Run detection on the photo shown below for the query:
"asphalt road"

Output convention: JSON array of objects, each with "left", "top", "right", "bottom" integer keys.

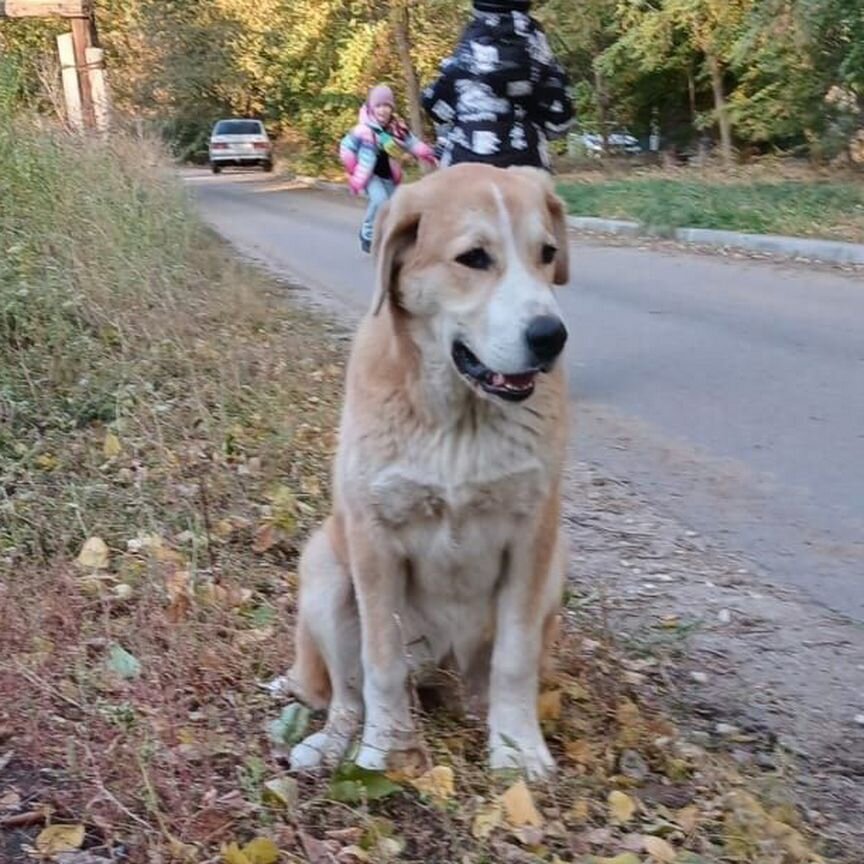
[{"left": 187, "top": 170, "right": 864, "bottom": 621}]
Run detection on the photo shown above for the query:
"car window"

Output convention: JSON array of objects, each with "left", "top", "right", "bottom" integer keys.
[{"left": 214, "top": 120, "right": 264, "bottom": 136}]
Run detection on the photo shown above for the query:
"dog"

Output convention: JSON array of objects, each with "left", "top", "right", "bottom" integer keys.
[{"left": 286, "top": 163, "right": 570, "bottom": 779}]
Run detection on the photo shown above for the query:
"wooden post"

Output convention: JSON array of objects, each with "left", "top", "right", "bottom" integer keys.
[
  {"left": 70, "top": 16, "right": 95, "bottom": 129},
  {"left": 56, "top": 31, "right": 83, "bottom": 131},
  {"left": 0, "top": 1, "right": 92, "bottom": 16},
  {"left": 85, "top": 46, "right": 110, "bottom": 132}
]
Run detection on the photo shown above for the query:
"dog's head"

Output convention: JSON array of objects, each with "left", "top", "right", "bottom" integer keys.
[{"left": 371, "top": 164, "right": 569, "bottom": 403}]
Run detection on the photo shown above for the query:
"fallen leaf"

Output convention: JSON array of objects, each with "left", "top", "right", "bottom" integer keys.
[
  {"left": 472, "top": 800, "right": 503, "bottom": 840},
  {"left": 103, "top": 432, "right": 122, "bottom": 459},
  {"left": 35, "top": 453, "right": 59, "bottom": 471},
  {"left": 565, "top": 738, "right": 594, "bottom": 767},
  {"left": 538, "top": 689, "right": 563, "bottom": 721},
  {"left": 644, "top": 835, "right": 678, "bottom": 863},
  {"left": 300, "top": 832, "right": 337, "bottom": 864},
  {"left": 252, "top": 524, "right": 277, "bottom": 554},
  {"left": 595, "top": 855, "right": 641, "bottom": 864},
  {"left": 35, "top": 824, "right": 86, "bottom": 856},
  {"left": 165, "top": 570, "right": 193, "bottom": 622},
  {"left": 609, "top": 790, "right": 637, "bottom": 824},
  {"left": 222, "top": 837, "right": 280, "bottom": 864},
  {"left": 409, "top": 765, "right": 454, "bottom": 802},
  {"left": 329, "top": 765, "right": 402, "bottom": 803},
  {"left": 675, "top": 805, "right": 700, "bottom": 834},
  {"left": 105, "top": 643, "right": 141, "bottom": 680},
  {"left": 501, "top": 780, "right": 543, "bottom": 828},
  {"left": 76, "top": 537, "right": 109, "bottom": 570},
  {"left": 336, "top": 846, "right": 369, "bottom": 863},
  {"left": 267, "top": 703, "right": 310, "bottom": 748},
  {"left": 242, "top": 838, "right": 280, "bottom": 864},
  {"left": 568, "top": 798, "right": 590, "bottom": 823},
  {"left": 262, "top": 776, "right": 298, "bottom": 810},
  {"left": 301, "top": 476, "right": 322, "bottom": 497},
  {"left": 0, "top": 789, "right": 21, "bottom": 810}
]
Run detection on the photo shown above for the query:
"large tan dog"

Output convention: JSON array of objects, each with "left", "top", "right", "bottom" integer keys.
[{"left": 288, "top": 163, "right": 570, "bottom": 779}]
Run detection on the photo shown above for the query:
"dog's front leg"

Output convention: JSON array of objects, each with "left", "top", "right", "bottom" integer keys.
[
  {"left": 488, "top": 540, "right": 557, "bottom": 780},
  {"left": 349, "top": 524, "right": 423, "bottom": 771}
]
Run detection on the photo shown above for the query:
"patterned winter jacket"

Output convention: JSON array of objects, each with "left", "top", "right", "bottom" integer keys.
[
  {"left": 339, "top": 105, "right": 436, "bottom": 194},
  {"left": 422, "top": 9, "right": 573, "bottom": 170}
]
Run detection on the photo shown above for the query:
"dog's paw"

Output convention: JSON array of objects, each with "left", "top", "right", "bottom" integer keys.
[
  {"left": 356, "top": 741, "right": 428, "bottom": 775},
  {"left": 489, "top": 735, "right": 556, "bottom": 781},
  {"left": 290, "top": 730, "right": 351, "bottom": 773}
]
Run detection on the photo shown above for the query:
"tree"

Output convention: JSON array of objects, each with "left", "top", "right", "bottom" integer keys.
[{"left": 611, "top": 0, "right": 754, "bottom": 164}]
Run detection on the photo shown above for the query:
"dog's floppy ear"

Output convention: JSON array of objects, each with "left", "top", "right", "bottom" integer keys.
[
  {"left": 371, "top": 186, "right": 421, "bottom": 316},
  {"left": 546, "top": 188, "right": 570, "bottom": 286},
  {"left": 508, "top": 166, "right": 570, "bottom": 286}
]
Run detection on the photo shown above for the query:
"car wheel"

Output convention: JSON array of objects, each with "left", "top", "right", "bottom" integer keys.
[
  {"left": 211, "top": 163, "right": 222, "bottom": 175},
  {"left": 262, "top": 160, "right": 274, "bottom": 173}
]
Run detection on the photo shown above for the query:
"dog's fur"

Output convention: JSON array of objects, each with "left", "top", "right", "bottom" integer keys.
[{"left": 287, "top": 163, "right": 570, "bottom": 778}]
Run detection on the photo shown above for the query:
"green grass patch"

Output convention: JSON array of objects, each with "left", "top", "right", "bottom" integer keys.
[{"left": 557, "top": 178, "right": 864, "bottom": 243}]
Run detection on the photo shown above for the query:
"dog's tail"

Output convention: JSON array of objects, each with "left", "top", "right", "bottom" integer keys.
[{"left": 288, "top": 618, "right": 331, "bottom": 710}]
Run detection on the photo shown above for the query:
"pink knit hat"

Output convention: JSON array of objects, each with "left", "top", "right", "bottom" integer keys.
[{"left": 368, "top": 84, "right": 395, "bottom": 109}]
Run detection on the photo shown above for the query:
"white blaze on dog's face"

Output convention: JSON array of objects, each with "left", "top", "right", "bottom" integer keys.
[{"left": 372, "top": 164, "right": 570, "bottom": 403}]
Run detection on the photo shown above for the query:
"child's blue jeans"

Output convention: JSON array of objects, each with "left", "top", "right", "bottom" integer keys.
[{"left": 362, "top": 177, "right": 396, "bottom": 244}]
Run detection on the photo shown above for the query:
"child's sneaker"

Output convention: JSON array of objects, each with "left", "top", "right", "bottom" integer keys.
[{"left": 360, "top": 234, "right": 372, "bottom": 254}]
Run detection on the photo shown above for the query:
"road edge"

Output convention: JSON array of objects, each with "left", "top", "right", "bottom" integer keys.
[{"left": 289, "top": 173, "right": 864, "bottom": 267}]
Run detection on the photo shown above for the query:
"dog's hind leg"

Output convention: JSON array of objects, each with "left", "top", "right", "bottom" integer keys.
[{"left": 289, "top": 520, "right": 363, "bottom": 771}]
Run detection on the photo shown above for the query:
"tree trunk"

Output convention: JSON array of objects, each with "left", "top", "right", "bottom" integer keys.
[
  {"left": 391, "top": 0, "right": 427, "bottom": 168},
  {"left": 594, "top": 63, "right": 609, "bottom": 155},
  {"left": 706, "top": 51, "right": 733, "bottom": 165}
]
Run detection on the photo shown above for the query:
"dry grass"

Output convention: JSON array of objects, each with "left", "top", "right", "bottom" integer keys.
[{"left": 0, "top": 125, "right": 844, "bottom": 864}]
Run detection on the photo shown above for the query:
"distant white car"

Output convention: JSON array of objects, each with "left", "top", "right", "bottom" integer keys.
[
  {"left": 572, "top": 131, "right": 643, "bottom": 158},
  {"left": 209, "top": 119, "right": 273, "bottom": 174}
]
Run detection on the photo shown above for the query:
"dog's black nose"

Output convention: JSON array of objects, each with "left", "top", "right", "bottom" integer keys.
[{"left": 526, "top": 315, "right": 568, "bottom": 365}]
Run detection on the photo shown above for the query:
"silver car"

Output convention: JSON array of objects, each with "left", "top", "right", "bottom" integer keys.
[{"left": 209, "top": 119, "right": 273, "bottom": 174}]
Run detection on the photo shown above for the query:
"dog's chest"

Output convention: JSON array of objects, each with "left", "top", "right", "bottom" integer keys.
[{"left": 367, "top": 432, "right": 548, "bottom": 530}]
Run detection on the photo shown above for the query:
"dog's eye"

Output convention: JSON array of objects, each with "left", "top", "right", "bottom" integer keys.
[
  {"left": 541, "top": 244, "right": 557, "bottom": 265},
  {"left": 455, "top": 248, "right": 492, "bottom": 270}
]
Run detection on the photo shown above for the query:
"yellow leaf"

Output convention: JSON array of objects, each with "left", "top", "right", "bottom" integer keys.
[
  {"left": 644, "top": 835, "right": 678, "bottom": 863},
  {"left": 568, "top": 798, "right": 590, "bottom": 823},
  {"left": 409, "top": 765, "right": 455, "bottom": 802},
  {"left": 537, "top": 689, "right": 562, "bottom": 721},
  {"left": 76, "top": 537, "right": 109, "bottom": 570},
  {"left": 253, "top": 523, "right": 277, "bottom": 554},
  {"left": 103, "top": 431, "right": 122, "bottom": 459},
  {"left": 501, "top": 779, "right": 543, "bottom": 828},
  {"left": 36, "top": 453, "right": 59, "bottom": 471},
  {"left": 472, "top": 800, "right": 503, "bottom": 839},
  {"left": 565, "top": 738, "right": 594, "bottom": 766},
  {"left": 242, "top": 837, "right": 280, "bottom": 864},
  {"left": 608, "top": 790, "right": 637, "bottom": 824},
  {"left": 300, "top": 475, "right": 322, "bottom": 497},
  {"left": 222, "top": 838, "right": 279, "bottom": 864},
  {"left": 35, "top": 824, "right": 86, "bottom": 855},
  {"left": 222, "top": 842, "right": 252, "bottom": 864},
  {"left": 675, "top": 805, "right": 700, "bottom": 834},
  {"left": 595, "top": 855, "right": 641, "bottom": 864}
]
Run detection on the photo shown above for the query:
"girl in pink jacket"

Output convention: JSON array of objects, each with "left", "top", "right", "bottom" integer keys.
[{"left": 340, "top": 85, "right": 437, "bottom": 253}]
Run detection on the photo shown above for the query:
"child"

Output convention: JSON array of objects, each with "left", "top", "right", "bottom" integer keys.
[
  {"left": 340, "top": 84, "right": 437, "bottom": 253},
  {"left": 422, "top": 0, "right": 573, "bottom": 171}
]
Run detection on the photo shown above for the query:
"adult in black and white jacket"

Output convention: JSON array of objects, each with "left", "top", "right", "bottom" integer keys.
[{"left": 422, "top": 0, "right": 573, "bottom": 171}]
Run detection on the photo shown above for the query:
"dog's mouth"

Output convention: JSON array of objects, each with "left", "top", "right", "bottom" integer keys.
[{"left": 452, "top": 340, "right": 539, "bottom": 402}]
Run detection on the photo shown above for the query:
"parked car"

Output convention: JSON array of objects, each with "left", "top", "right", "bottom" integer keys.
[
  {"left": 209, "top": 119, "right": 273, "bottom": 173},
  {"left": 570, "top": 131, "right": 643, "bottom": 158}
]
